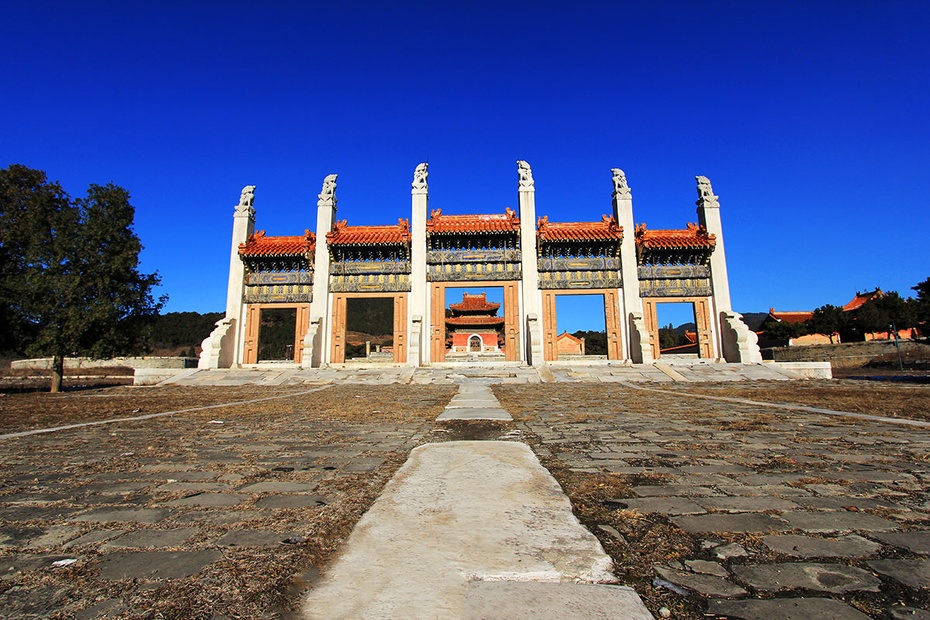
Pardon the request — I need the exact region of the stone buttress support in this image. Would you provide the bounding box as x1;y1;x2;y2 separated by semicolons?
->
303;174;337;368
611;170;651;363
409;163;429;366
199;186;255;369
517;161;544;366
695;176;761;363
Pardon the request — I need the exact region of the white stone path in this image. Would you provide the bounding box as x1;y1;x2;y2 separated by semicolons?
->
301;384;653;619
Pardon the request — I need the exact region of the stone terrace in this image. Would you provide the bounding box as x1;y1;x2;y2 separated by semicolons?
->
1;368;930;618
495;382;930;619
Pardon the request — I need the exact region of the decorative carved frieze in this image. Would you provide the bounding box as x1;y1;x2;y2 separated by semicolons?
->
330;261;411;275
638;264;710;280
639;279;712;297
428;249;521;264
246;271;313;286
538;257;621;272
330;274;411;292
243;284;313;304
539;271;621;290
429;262;522;282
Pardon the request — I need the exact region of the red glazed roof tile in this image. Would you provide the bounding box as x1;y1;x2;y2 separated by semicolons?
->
537;215;623;242
426;208;520;234
446;316;506;326
634;223;716;250
448;292;501;313
326;219;411;246
843;289;883;312
239;230;315;257
768;309;813;324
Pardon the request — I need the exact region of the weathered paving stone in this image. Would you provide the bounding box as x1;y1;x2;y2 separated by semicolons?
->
779;510;899;533
872;531;930;554
762;534;881;558
617;497;706;515
886;607;930;620
707;597;874;619
63;529;126;548
868;558;930;589
672;513;784;533
632;485;717;497
97;549;222;580
237;481;318;493
697;496;799;513
163;492;243;507
101;527;199;549
730;563;881;593
254;494;329;509
214;529;292;547
69;508;168;524
24;525;83;549
684;559;729;577
153;482;229;493
653;565;747;597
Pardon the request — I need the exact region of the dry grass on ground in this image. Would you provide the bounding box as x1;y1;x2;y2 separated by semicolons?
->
0;384;455;434
679;379;930;422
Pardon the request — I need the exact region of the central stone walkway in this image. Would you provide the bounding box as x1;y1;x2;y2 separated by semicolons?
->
301;384;653;619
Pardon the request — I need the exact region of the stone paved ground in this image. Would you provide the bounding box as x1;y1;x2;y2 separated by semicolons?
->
3;371;930;619
494;382;930;619
0;384;454;619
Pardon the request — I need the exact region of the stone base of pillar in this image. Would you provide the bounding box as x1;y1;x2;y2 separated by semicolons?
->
721;312;763;363
198;318;236;369
629;312;654;364
300;318;321;369
526;314;544;367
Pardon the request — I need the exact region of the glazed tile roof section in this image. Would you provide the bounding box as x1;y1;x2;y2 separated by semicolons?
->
843;289;883;312
239;230;315;257
634;223;716;250
536;215;623;242
326;219;411;246
426;208;520;234
768;309;814;324
446;315;505;326
449;293;501;313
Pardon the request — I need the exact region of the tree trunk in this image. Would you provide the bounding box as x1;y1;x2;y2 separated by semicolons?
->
50;354;64;393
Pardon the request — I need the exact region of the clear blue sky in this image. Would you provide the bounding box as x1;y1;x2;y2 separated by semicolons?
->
3;2;928;332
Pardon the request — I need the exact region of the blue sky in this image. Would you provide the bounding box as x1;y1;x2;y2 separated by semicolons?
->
3;2;928;332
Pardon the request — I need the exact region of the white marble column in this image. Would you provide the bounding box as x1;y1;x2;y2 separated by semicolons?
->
199;186;255;369
611;170;650;363
696;176;761;363
517;161;544;366
303;174;337;368
409;163;429;366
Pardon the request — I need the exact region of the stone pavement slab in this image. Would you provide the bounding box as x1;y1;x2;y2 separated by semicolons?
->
436;406;512;420
462;582;653;620
730;562;881;593
762;534;881;558
873;530;930;554
707;597;874;619
301;441;648;619
653;565;748;597
672;513;785;533
96;549;222;580
868;558;930;589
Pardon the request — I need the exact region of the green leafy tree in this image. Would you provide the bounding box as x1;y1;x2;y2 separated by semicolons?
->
857;292;917;337
913;277;930;333
0;165;164;391
658;323;681;349
807;304;848;342
761;318;807;345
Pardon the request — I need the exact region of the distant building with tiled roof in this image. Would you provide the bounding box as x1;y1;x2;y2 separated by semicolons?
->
200;163;762;368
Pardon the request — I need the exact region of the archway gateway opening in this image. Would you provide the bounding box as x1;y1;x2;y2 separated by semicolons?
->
541;290;622;361
430;282;520;363
642;297;714;360
330;293;407;364
242;303;311;365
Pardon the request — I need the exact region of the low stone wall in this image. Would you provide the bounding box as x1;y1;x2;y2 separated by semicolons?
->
762;340;928;369
10;357;199;371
